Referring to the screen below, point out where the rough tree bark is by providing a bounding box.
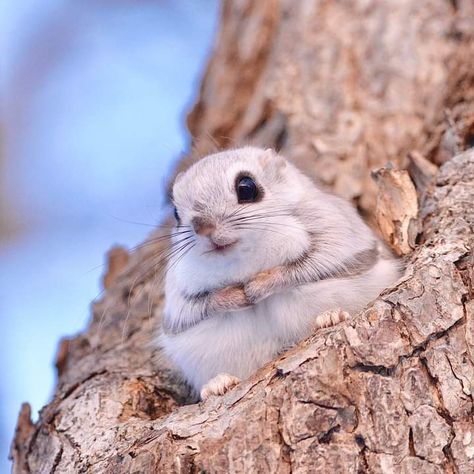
[10,1,474,473]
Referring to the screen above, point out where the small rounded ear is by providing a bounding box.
[167,171,184,203]
[260,148,287,171]
[174,171,184,183]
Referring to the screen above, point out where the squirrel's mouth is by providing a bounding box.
[212,242,235,252]
[204,238,239,254]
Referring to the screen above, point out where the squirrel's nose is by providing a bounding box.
[191,216,215,236]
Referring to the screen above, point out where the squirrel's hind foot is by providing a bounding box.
[200,373,241,401]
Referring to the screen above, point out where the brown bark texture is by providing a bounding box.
[10,1,474,473]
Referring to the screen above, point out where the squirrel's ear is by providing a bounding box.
[168,171,184,202]
[260,148,287,170]
[173,171,184,184]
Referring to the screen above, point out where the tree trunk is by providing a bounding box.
[10,1,474,473]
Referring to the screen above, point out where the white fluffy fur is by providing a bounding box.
[160,147,401,396]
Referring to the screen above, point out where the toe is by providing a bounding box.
[200,373,241,401]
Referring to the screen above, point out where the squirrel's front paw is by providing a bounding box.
[200,373,241,401]
[244,267,281,303]
[213,285,250,311]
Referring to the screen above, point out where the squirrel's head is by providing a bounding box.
[169,147,310,274]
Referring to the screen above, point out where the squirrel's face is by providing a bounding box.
[170,147,310,270]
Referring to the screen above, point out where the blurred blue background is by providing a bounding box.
[0,0,219,471]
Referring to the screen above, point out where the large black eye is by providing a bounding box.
[173,207,180,223]
[236,175,259,203]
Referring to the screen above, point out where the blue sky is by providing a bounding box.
[0,1,219,470]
